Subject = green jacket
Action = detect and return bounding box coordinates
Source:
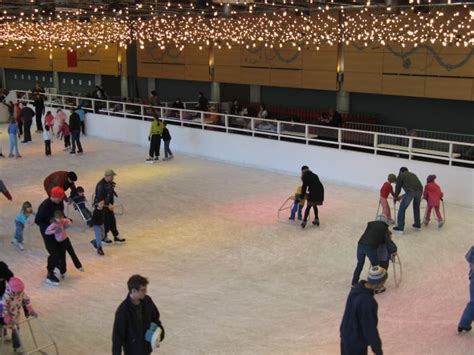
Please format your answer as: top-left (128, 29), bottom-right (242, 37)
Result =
top-left (149, 120), bottom-right (163, 136)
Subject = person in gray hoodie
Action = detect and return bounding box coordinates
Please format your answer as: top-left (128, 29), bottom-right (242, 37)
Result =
top-left (393, 167), bottom-right (423, 233)
top-left (458, 246), bottom-right (474, 333)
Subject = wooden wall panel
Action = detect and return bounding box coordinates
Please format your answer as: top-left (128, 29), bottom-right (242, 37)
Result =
top-left (344, 72), bottom-right (382, 94)
top-left (157, 64), bottom-right (187, 80)
top-left (214, 66), bottom-right (242, 83)
top-left (301, 71), bottom-right (336, 91)
top-left (302, 49), bottom-right (337, 71)
top-left (214, 48), bottom-right (241, 66)
top-left (269, 69), bottom-right (302, 87)
top-left (425, 77), bottom-right (473, 101)
top-left (383, 53), bottom-right (427, 75)
top-left (382, 75), bottom-right (425, 97)
top-left (184, 46), bottom-right (209, 65)
top-left (267, 50), bottom-right (302, 70)
top-left (425, 55), bottom-right (474, 77)
top-left (241, 67), bottom-right (270, 85)
top-left (185, 65), bottom-right (209, 81)
top-left (345, 52), bottom-right (383, 73)
top-left (0, 47), bottom-right (51, 71)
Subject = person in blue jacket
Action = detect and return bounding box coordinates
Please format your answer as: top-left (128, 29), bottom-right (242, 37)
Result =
top-left (340, 266), bottom-right (387, 355)
top-left (458, 246), bottom-right (474, 333)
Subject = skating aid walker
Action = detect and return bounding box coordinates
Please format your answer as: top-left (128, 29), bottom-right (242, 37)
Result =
top-left (375, 198), bottom-right (446, 227)
top-left (277, 195), bottom-right (296, 221)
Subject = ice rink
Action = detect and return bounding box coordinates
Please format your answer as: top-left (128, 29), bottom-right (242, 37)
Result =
top-left (0, 132), bottom-right (473, 354)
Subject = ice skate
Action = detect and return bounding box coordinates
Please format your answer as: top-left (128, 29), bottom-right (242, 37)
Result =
top-left (11, 239), bottom-right (24, 251)
top-left (423, 219), bottom-right (429, 226)
top-left (114, 236), bottom-right (126, 243)
top-left (393, 226), bottom-right (404, 235)
top-left (46, 273), bottom-right (60, 286)
top-left (97, 247), bottom-right (105, 256)
top-left (412, 224), bottom-right (421, 230)
top-left (458, 326), bottom-right (471, 333)
top-left (312, 219), bottom-right (320, 226)
top-left (102, 237), bottom-right (113, 244)
top-left (145, 157), bottom-right (154, 164)
top-left (438, 220), bottom-right (444, 228)
top-left (301, 221), bottom-right (307, 229)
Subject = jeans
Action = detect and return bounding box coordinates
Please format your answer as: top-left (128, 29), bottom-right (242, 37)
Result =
top-left (290, 203), bottom-right (303, 220)
top-left (71, 130), bottom-right (83, 153)
top-left (351, 243), bottom-right (379, 286)
top-left (14, 221), bottom-right (24, 243)
top-left (459, 277), bottom-right (474, 328)
top-left (396, 190), bottom-right (422, 230)
top-left (164, 139), bottom-right (173, 158)
top-left (9, 133), bottom-right (20, 156)
top-left (93, 224), bottom-right (104, 248)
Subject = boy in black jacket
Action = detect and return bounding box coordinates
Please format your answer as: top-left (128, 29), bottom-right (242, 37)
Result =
top-left (113, 275), bottom-right (164, 355)
top-left (340, 266), bottom-right (386, 355)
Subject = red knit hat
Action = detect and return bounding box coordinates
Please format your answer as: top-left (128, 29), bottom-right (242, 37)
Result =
top-left (50, 186), bottom-right (65, 199)
top-left (9, 277), bottom-right (25, 293)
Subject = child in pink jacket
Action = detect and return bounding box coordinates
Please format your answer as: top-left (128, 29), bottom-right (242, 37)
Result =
top-left (423, 174), bottom-right (444, 227)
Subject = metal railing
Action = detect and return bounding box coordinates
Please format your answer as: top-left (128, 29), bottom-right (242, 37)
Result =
top-left (342, 122), bottom-right (408, 147)
top-left (13, 90), bottom-right (474, 167)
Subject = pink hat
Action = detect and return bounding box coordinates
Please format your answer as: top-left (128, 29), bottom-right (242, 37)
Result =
top-left (9, 277), bottom-right (25, 292)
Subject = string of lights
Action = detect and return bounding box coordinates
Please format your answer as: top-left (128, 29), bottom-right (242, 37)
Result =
top-left (0, 4), bottom-right (471, 52)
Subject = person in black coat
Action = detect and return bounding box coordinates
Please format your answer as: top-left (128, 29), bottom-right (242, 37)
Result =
top-left (0, 261), bottom-right (14, 298)
top-left (69, 111), bottom-right (83, 155)
top-left (299, 166), bottom-right (325, 228)
top-left (340, 266), bottom-right (386, 355)
top-left (196, 92), bottom-right (209, 111)
top-left (20, 105), bottom-right (35, 143)
top-left (33, 93), bottom-right (45, 132)
top-left (113, 275), bottom-right (165, 355)
top-left (351, 216), bottom-right (392, 287)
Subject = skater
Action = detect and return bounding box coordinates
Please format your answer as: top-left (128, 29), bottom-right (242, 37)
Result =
top-left (0, 261), bottom-right (14, 298)
top-left (393, 167), bottom-right (423, 234)
top-left (34, 186), bottom-right (67, 285)
top-left (299, 166), bottom-right (325, 228)
top-left (90, 199), bottom-right (106, 256)
top-left (112, 275), bottom-right (165, 355)
top-left (0, 179), bottom-right (13, 201)
top-left (57, 119), bottom-right (71, 151)
top-left (289, 184), bottom-right (306, 221)
top-left (43, 170), bottom-right (78, 198)
top-left (340, 266), bottom-right (386, 355)
top-left (162, 122), bottom-right (173, 160)
top-left (70, 186), bottom-right (93, 224)
top-left (351, 215), bottom-right (391, 287)
top-left (379, 174), bottom-right (396, 224)
top-left (44, 111), bottom-right (55, 131)
top-left (69, 109), bottom-right (83, 155)
top-left (94, 169), bottom-right (125, 244)
top-left (1, 277), bottom-right (37, 352)
top-left (458, 246), bottom-right (474, 333)
top-left (11, 201), bottom-right (34, 251)
top-left (7, 116), bottom-right (21, 158)
top-left (19, 105), bottom-right (35, 143)
top-left (423, 175), bottom-right (444, 227)
top-left (147, 116), bottom-right (163, 162)
top-left (32, 92), bottom-right (45, 132)
top-left (45, 210), bottom-right (83, 273)
top-left (43, 124), bottom-right (52, 156)
top-left (76, 106), bottom-right (86, 135)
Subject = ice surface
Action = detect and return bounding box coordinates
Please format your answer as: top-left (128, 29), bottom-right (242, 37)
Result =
top-left (0, 132), bottom-right (473, 354)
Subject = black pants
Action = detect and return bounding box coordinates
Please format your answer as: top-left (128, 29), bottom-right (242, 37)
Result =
top-left (35, 110), bottom-right (43, 131)
top-left (64, 135), bottom-right (71, 148)
top-left (80, 121), bottom-right (86, 135)
top-left (23, 121), bottom-right (32, 142)
top-left (104, 208), bottom-right (119, 238)
top-left (71, 130), bottom-right (83, 153)
top-left (45, 140), bottom-right (51, 155)
top-left (40, 228), bottom-right (65, 274)
top-left (17, 120), bottom-right (23, 136)
top-left (303, 201), bottom-right (319, 222)
top-left (149, 134), bottom-right (161, 158)
top-left (63, 238), bottom-right (82, 269)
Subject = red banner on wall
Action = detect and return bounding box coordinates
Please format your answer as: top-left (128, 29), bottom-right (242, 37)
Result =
top-left (67, 50), bottom-right (78, 67)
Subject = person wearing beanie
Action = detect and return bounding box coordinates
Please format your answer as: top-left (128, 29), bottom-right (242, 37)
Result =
top-left (34, 186), bottom-right (67, 286)
top-left (393, 167), bottom-right (423, 234)
top-left (423, 174), bottom-right (444, 228)
top-left (351, 216), bottom-right (392, 287)
top-left (43, 170), bottom-right (78, 198)
top-left (113, 275), bottom-right (164, 355)
top-left (94, 169), bottom-right (125, 244)
top-left (340, 266), bottom-right (386, 355)
top-left (1, 276), bottom-right (37, 351)
top-left (458, 246), bottom-right (474, 333)
top-left (299, 166), bottom-right (325, 229)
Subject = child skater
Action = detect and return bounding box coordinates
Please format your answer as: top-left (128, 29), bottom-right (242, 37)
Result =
top-left (44, 111), bottom-right (54, 132)
top-left (57, 119), bottom-right (71, 151)
top-left (43, 124), bottom-right (52, 156)
top-left (70, 186), bottom-right (93, 225)
top-left (45, 210), bottom-right (83, 274)
top-left (90, 199), bottom-right (105, 256)
top-left (1, 277), bottom-right (37, 352)
top-left (11, 201), bottom-right (34, 251)
top-left (289, 184), bottom-right (306, 221)
top-left (423, 174), bottom-right (444, 227)
top-left (7, 116), bottom-right (21, 158)
top-left (379, 173), bottom-right (397, 224)
top-left (162, 121), bottom-right (174, 160)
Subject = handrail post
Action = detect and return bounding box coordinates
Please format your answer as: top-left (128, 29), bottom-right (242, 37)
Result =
top-left (408, 137), bottom-right (413, 160)
top-left (92, 99), bottom-right (96, 113)
top-left (122, 103), bottom-right (126, 118)
top-left (225, 115), bottom-right (229, 133)
top-left (374, 133), bottom-right (378, 155)
top-left (338, 128), bottom-right (342, 150)
top-left (277, 121), bottom-right (281, 141)
top-left (448, 142), bottom-right (453, 166)
top-left (305, 125), bottom-right (309, 145)
top-left (160, 107), bottom-right (164, 118)
top-left (106, 101), bottom-right (110, 115)
top-left (140, 105), bottom-right (144, 120)
top-left (251, 118), bottom-right (255, 137)
top-left (180, 109), bottom-right (183, 126)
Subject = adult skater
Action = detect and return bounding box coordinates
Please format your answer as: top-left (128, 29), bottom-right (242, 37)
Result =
top-left (43, 171), bottom-right (78, 198)
top-left (34, 186), bottom-right (67, 285)
top-left (112, 275), bottom-right (165, 355)
top-left (340, 266), bottom-right (386, 355)
top-left (299, 165), bottom-right (324, 228)
top-left (94, 169), bottom-right (125, 243)
top-left (20, 104), bottom-right (35, 143)
top-left (0, 261), bottom-right (14, 298)
top-left (351, 215), bottom-right (391, 289)
top-left (393, 167), bottom-right (423, 234)
top-left (458, 246), bottom-right (474, 333)
top-left (0, 179), bottom-right (13, 201)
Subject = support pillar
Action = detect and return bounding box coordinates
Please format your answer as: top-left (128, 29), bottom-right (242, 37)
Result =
top-left (211, 82), bottom-right (220, 102)
top-left (147, 78), bottom-right (156, 96)
top-left (336, 10), bottom-right (350, 114)
top-left (250, 85), bottom-right (261, 103)
top-left (53, 72), bottom-right (59, 92)
top-left (1, 68), bottom-right (6, 89)
top-left (94, 74), bottom-right (101, 87)
top-left (120, 76), bottom-right (128, 98)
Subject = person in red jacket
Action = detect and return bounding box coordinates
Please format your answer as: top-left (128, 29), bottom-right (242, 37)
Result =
top-left (43, 171), bottom-right (78, 198)
top-left (423, 174), bottom-right (444, 227)
top-left (379, 173), bottom-right (396, 224)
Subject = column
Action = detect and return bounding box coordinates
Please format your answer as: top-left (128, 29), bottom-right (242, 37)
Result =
top-left (147, 78), bottom-right (156, 96)
top-left (53, 72), bottom-right (59, 92)
top-left (120, 76), bottom-right (128, 98)
top-left (0, 68), bottom-right (6, 89)
top-left (94, 74), bottom-right (101, 86)
top-left (250, 85), bottom-right (261, 103)
top-left (336, 10), bottom-right (350, 113)
top-left (211, 82), bottom-right (220, 102)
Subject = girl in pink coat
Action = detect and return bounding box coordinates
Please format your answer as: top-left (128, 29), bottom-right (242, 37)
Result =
top-left (423, 175), bottom-right (444, 227)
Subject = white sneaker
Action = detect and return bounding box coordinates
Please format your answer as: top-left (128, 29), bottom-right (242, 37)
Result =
top-left (11, 239), bottom-right (24, 250)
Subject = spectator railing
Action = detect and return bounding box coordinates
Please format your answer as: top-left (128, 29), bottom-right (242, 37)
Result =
top-left (13, 90), bottom-right (474, 167)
